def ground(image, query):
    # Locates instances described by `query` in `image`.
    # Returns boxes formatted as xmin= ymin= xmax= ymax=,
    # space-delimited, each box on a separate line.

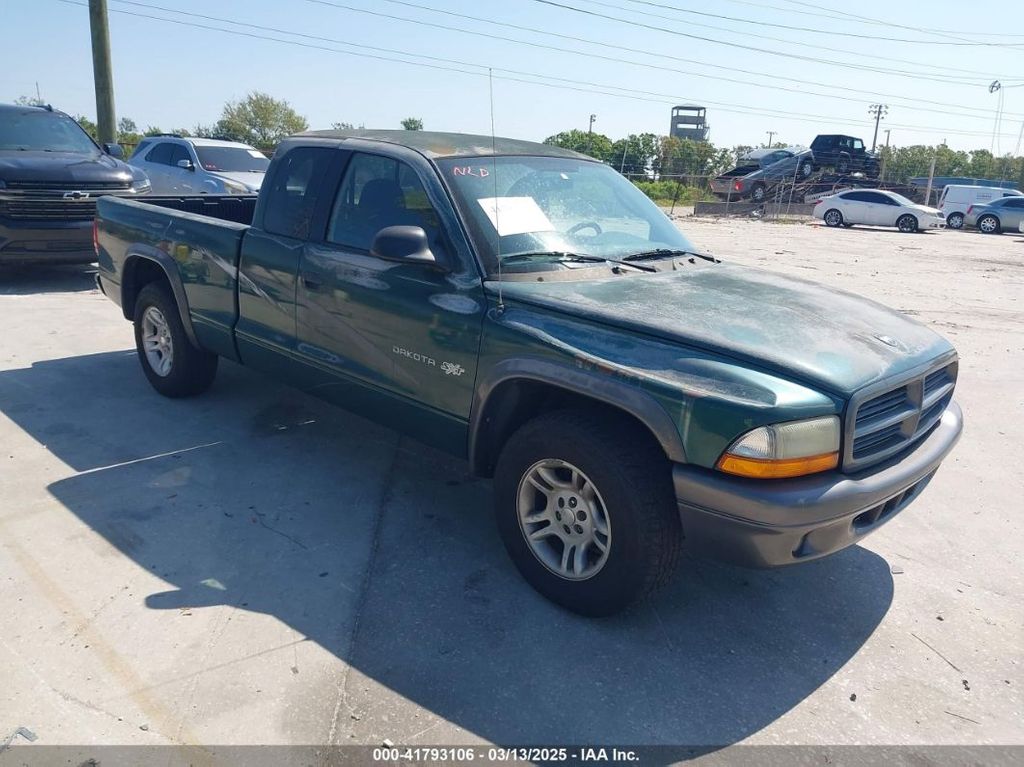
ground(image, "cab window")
xmin=262 ymin=147 xmax=335 ymax=239
xmin=145 ymin=142 xmax=174 ymax=166
xmin=327 ymin=153 xmax=442 ymax=252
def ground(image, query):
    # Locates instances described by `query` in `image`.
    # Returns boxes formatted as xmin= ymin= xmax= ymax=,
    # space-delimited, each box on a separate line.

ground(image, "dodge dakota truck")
xmin=94 ymin=130 xmax=962 ymax=616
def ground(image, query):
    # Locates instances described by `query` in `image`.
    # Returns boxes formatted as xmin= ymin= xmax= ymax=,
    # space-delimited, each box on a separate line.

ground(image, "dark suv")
xmin=810 ymin=134 xmax=879 ymax=177
xmin=0 ymin=103 xmax=151 ymax=266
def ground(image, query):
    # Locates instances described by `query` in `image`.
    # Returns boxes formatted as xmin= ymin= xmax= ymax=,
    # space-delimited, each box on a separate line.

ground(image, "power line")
xmin=528 ymin=0 xmax=1015 ymax=85
xmin=55 ymin=0 xmax=1024 ymax=142
xmin=620 ymin=0 xmax=1024 ymax=47
xmin=315 ymin=0 xmax=1024 ymax=121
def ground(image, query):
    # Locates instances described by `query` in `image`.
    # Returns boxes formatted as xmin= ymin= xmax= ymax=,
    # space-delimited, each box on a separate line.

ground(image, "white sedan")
xmin=814 ymin=189 xmax=945 ymax=232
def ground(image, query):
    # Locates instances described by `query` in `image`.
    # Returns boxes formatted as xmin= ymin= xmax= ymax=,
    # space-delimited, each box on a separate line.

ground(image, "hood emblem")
xmin=62 ymin=191 xmax=90 ymax=200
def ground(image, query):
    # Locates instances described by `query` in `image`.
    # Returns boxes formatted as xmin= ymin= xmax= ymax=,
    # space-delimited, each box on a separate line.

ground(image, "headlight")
xmin=130 ymin=177 xmax=151 ymax=194
xmin=221 ymin=179 xmax=250 ymax=195
xmin=717 ymin=415 xmax=840 ymax=479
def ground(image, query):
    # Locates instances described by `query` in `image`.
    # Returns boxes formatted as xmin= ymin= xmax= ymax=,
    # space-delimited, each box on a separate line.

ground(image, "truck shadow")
xmin=0 ymin=263 xmax=97 ymax=295
xmin=0 ymin=351 xmax=894 ymax=748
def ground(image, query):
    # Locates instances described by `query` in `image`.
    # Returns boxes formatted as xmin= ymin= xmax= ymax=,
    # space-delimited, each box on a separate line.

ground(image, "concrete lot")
xmin=0 ymin=219 xmax=1021 ymax=755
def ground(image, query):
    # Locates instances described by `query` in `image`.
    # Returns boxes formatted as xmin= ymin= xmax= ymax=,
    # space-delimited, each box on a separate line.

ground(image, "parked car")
xmin=810 ymin=134 xmax=879 ymax=177
xmin=710 ymin=147 xmax=814 ymax=202
xmin=938 ymin=184 xmax=1022 ymax=229
xmin=962 ymin=195 xmax=1024 ymax=234
xmin=94 ymin=129 xmax=962 ymax=616
xmin=129 ymin=136 xmax=268 ymax=195
xmin=0 ymin=102 xmax=150 ymax=265
xmin=815 ymin=189 xmax=944 ymax=232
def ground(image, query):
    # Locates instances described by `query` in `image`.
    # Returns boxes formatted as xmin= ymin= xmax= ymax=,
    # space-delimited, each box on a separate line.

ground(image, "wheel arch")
xmin=469 ymin=359 xmax=686 ymax=478
xmin=121 ymin=247 xmax=200 ymax=348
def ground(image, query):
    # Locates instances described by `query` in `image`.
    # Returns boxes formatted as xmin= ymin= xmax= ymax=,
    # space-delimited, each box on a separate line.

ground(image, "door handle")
xmin=301 ymin=272 xmax=323 ymax=290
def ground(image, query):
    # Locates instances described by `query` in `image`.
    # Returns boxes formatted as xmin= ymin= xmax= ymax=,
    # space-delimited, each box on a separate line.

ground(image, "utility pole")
xmin=868 ymin=104 xmax=888 ymax=152
xmin=586 ymin=113 xmax=596 ymax=154
xmin=766 ymin=130 xmax=775 ymax=148
xmin=88 ymin=0 xmax=116 ymax=144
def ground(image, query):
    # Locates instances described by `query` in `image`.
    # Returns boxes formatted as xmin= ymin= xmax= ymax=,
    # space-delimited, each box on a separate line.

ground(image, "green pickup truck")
xmin=95 ymin=130 xmax=962 ymax=616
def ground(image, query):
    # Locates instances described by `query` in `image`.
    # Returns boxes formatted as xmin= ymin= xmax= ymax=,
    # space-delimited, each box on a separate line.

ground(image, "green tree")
xmin=14 ymin=94 xmax=46 ymax=107
xmin=610 ymin=133 xmax=659 ymax=177
xmin=215 ymin=92 xmax=308 ymax=147
xmin=331 ymin=121 xmax=355 ymax=130
xmin=401 ymin=117 xmax=424 ymax=131
xmin=543 ymin=129 xmax=614 ymax=162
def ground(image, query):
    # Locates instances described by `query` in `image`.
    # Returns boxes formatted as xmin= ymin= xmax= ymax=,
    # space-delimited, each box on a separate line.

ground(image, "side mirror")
xmin=176 ymin=159 xmax=195 ymax=171
xmin=370 ymin=226 xmax=444 ymax=269
xmin=103 ymin=143 xmax=124 ymax=159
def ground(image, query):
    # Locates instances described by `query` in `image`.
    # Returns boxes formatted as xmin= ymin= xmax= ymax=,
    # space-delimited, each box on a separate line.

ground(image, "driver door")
xmin=295 ymin=151 xmax=484 ymax=425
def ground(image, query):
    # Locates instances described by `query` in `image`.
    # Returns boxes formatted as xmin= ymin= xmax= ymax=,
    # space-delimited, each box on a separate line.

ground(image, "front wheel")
xmin=494 ymin=410 xmax=681 ymax=616
xmin=977 ymin=214 xmax=1001 ymax=234
xmin=896 ymin=214 xmax=918 ymax=233
xmin=946 ymin=212 xmax=964 ymax=230
xmin=133 ymin=282 xmax=218 ymax=397
xmin=823 ymin=208 xmax=844 ymax=227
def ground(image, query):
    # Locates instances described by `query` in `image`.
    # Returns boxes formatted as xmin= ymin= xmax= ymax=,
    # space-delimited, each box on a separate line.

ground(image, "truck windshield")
xmin=194 ymin=146 xmax=270 ymax=173
xmin=438 ymin=156 xmax=698 ymax=275
xmin=0 ymin=110 xmax=99 ymax=153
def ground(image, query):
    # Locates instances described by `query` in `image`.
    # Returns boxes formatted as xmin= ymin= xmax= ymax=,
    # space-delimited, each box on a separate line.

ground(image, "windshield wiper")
xmin=623 ymin=248 xmax=718 ymax=263
xmin=501 ymin=251 xmax=656 ymax=272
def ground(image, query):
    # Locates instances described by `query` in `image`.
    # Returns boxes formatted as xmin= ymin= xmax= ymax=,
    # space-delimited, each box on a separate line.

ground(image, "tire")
xmin=823 ymin=208 xmax=844 ymax=227
xmin=798 ymin=159 xmax=813 ymax=178
xmin=837 ymin=156 xmax=851 ymax=175
xmin=493 ymin=410 xmax=681 ymax=617
xmin=750 ymin=183 xmax=766 ymax=203
xmin=133 ymin=282 xmax=218 ymax=397
xmin=977 ymin=214 xmax=1001 ymax=234
xmin=896 ymin=214 xmax=918 ymax=233
xmin=946 ymin=212 xmax=964 ymax=230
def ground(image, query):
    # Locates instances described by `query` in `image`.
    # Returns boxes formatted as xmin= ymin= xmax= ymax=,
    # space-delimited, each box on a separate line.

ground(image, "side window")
xmin=168 ymin=144 xmax=191 ymax=168
xmin=1005 ymin=198 xmax=1024 ymax=209
xmin=131 ymin=140 xmax=151 ymax=160
xmin=853 ymin=139 xmax=864 ymax=150
xmin=867 ymin=192 xmax=894 ymax=205
xmin=327 ymin=153 xmax=442 ymax=252
xmin=146 ymin=142 xmax=174 ymax=165
xmin=843 ymin=191 xmax=868 ymax=202
xmin=262 ymin=147 xmax=335 ymax=239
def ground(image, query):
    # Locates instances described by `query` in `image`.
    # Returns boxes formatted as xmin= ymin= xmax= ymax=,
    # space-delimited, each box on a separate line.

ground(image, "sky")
xmin=3 ymin=0 xmax=1024 ymax=153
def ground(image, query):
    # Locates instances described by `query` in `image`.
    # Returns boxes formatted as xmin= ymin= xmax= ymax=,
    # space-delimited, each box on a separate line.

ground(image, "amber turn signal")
xmin=717 ymin=451 xmax=839 ymax=479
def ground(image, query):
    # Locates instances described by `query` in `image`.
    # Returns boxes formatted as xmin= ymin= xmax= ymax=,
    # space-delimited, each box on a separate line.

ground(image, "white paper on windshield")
xmin=477 ymin=196 xmax=554 ymax=236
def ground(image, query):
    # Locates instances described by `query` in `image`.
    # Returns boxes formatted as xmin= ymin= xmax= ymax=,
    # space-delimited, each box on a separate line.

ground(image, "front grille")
xmin=846 ymin=360 xmax=957 ymax=470
xmin=0 ymin=198 xmax=97 ymax=221
xmin=3 ymin=180 xmax=131 ymax=191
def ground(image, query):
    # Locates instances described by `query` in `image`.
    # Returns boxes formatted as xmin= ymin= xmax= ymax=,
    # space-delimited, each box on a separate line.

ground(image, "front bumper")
xmin=0 ymin=217 xmax=94 ymax=265
xmin=673 ymin=400 xmax=962 ymax=567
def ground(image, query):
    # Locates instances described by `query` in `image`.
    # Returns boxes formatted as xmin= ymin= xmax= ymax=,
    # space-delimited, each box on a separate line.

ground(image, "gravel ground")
xmin=0 ymin=217 xmax=1021 ymax=759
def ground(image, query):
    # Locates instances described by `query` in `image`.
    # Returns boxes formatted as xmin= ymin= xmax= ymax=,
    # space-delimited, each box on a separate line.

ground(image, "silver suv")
xmin=128 ymin=136 xmax=268 ymax=195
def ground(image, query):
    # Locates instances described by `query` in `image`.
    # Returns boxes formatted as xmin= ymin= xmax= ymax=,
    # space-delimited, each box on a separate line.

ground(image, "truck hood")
xmin=492 ymin=262 xmax=954 ymax=396
xmin=208 ymin=170 xmax=265 ymax=191
xmin=0 ymin=150 xmax=134 ymax=185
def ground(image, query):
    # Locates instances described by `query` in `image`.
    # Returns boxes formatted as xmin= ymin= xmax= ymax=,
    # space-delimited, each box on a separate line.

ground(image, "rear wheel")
xmin=896 ymin=214 xmax=918 ymax=233
xmin=823 ymin=208 xmax=844 ymax=227
xmin=798 ymin=158 xmax=813 ymax=178
xmin=133 ymin=282 xmax=218 ymax=397
xmin=750 ymin=183 xmax=767 ymax=203
xmin=946 ymin=212 xmax=964 ymax=230
xmin=977 ymin=214 xmax=1001 ymax=234
xmin=494 ymin=410 xmax=681 ymax=616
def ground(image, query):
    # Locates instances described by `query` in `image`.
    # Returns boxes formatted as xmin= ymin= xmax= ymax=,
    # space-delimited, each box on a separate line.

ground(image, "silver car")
xmin=963 ymin=196 xmax=1024 ymax=234
xmin=128 ymin=136 xmax=268 ymax=195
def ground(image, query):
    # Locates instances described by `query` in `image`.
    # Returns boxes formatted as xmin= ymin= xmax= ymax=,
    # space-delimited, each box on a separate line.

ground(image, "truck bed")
xmin=95 ymin=195 xmax=255 ymax=361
